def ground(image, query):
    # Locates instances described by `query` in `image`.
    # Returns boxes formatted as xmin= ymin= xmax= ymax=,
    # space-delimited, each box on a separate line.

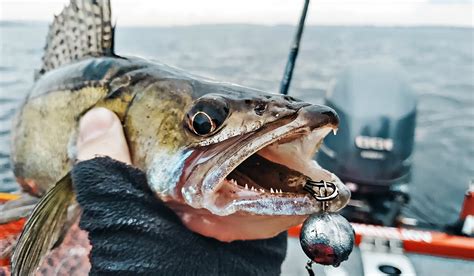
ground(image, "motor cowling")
xmin=317 ymin=62 xmax=417 ymax=195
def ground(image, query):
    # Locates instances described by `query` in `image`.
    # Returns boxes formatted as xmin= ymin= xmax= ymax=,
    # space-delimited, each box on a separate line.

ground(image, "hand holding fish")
xmin=70 ymin=108 xmax=287 ymax=275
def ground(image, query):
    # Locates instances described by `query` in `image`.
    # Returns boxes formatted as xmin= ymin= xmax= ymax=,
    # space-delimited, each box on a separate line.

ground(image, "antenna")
xmin=279 ymin=0 xmax=310 ymax=95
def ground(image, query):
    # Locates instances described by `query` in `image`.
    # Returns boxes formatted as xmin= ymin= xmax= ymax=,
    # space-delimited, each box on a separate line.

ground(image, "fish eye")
xmin=191 ymin=111 xmax=215 ymax=135
xmin=187 ymin=97 xmax=229 ymax=136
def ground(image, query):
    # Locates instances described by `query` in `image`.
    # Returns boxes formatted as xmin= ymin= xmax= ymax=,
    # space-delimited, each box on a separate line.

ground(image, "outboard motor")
xmin=317 ymin=62 xmax=417 ymax=225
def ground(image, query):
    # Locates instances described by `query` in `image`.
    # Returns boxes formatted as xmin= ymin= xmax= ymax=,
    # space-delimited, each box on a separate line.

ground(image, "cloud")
xmin=430 ymin=0 xmax=472 ymax=4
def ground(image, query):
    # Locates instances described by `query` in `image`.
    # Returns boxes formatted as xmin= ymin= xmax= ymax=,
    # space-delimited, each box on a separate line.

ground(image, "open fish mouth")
xmin=181 ymin=105 xmax=351 ymax=217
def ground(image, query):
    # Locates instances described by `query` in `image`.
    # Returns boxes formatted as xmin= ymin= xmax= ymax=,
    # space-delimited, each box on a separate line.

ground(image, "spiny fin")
xmin=39 ymin=0 xmax=115 ymax=77
xmin=11 ymin=173 xmax=75 ymax=276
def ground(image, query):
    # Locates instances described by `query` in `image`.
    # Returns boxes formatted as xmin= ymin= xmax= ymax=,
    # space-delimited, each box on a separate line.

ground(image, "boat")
xmin=279 ymin=65 xmax=474 ymax=273
xmin=283 ymin=185 xmax=474 ymax=275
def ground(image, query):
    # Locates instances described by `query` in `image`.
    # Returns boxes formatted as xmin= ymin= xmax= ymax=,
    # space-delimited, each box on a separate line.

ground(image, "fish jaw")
xmin=165 ymin=104 xmax=351 ymax=241
xmin=166 ymin=202 xmax=308 ymax=242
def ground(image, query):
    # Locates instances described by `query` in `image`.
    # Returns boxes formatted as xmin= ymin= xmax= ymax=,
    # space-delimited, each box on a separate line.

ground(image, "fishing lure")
xmin=300 ymin=180 xmax=355 ymax=274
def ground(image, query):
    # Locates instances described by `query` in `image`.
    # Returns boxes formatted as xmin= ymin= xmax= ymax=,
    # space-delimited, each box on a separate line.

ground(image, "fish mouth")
xmin=181 ymin=105 xmax=350 ymax=217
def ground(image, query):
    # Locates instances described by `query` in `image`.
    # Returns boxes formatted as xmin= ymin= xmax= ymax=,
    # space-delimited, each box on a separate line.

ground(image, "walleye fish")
xmin=3 ymin=0 xmax=350 ymax=274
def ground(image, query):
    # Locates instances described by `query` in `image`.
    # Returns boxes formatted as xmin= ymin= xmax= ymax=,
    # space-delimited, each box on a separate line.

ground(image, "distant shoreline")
xmin=0 ymin=20 xmax=472 ymax=30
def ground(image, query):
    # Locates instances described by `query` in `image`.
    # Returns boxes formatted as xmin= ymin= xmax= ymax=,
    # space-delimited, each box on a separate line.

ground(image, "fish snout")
xmin=298 ymin=104 xmax=339 ymax=130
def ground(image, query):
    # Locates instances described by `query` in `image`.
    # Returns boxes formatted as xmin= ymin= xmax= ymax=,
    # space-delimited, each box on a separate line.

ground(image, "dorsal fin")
xmin=38 ymin=0 xmax=115 ymax=77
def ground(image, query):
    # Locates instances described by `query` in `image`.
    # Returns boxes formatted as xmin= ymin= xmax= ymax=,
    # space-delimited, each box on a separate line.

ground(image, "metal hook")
xmin=303 ymin=179 xmax=339 ymax=202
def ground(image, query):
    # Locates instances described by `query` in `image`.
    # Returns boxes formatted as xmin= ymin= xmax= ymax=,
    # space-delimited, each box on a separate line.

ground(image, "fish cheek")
xmin=123 ymin=81 xmax=193 ymax=199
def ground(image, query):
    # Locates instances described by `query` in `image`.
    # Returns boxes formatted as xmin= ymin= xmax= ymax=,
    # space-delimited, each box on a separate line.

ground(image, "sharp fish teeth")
xmin=259 ymin=189 xmax=265 ymax=193
xmin=270 ymin=188 xmax=274 ymax=193
xmin=333 ymin=128 xmax=338 ymax=135
xmin=245 ymin=184 xmax=249 ymax=190
xmin=251 ymin=187 xmax=255 ymax=191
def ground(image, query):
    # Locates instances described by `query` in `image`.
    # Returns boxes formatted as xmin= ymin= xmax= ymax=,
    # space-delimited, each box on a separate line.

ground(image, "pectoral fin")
xmin=11 ymin=173 xmax=75 ymax=276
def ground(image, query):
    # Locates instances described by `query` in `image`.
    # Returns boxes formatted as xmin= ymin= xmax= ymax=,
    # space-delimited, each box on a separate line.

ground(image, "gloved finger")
xmin=76 ymin=107 xmax=131 ymax=164
xmin=72 ymin=157 xmax=160 ymax=228
xmin=72 ymin=157 xmax=288 ymax=276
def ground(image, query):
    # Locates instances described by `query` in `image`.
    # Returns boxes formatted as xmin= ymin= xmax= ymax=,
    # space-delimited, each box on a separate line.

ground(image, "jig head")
xmin=299 ymin=179 xmax=355 ymax=274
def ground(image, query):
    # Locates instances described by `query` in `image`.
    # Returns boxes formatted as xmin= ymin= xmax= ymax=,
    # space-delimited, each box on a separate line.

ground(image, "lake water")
xmin=0 ymin=22 xmax=472 ymax=229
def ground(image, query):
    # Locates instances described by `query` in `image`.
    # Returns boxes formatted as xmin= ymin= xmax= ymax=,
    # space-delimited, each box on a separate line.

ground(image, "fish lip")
xmin=190 ymin=104 xmax=349 ymax=216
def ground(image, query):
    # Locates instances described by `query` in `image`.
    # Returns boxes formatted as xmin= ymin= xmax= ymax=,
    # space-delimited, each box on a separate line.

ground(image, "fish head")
xmin=137 ymin=79 xmax=350 ymax=241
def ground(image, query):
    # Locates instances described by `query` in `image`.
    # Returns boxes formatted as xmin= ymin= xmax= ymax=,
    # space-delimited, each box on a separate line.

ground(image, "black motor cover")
xmin=317 ymin=62 xmax=417 ymax=225
xmin=317 ymin=62 xmax=417 ymax=194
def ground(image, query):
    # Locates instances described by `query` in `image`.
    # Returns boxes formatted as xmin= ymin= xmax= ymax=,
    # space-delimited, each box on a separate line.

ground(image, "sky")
xmin=0 ymin=0 xmax=472 ymax=27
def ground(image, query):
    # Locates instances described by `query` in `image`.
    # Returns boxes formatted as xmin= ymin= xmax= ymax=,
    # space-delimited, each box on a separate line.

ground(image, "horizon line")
xmin=0 ymin=19 xmax=472 ymax=29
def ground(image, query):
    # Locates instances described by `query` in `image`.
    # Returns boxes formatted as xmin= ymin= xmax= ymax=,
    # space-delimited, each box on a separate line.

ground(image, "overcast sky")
xmin=0 ymin=0 xmax=472 ymax=27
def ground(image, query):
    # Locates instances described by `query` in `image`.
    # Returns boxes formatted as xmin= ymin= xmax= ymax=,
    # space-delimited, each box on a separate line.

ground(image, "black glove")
xmin=71 ymin=157 xmax=287 ymax=276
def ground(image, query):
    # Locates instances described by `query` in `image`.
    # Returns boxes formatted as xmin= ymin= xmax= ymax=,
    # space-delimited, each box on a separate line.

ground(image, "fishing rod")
xmin=279 ymin=0 xmax=310 ymax=95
